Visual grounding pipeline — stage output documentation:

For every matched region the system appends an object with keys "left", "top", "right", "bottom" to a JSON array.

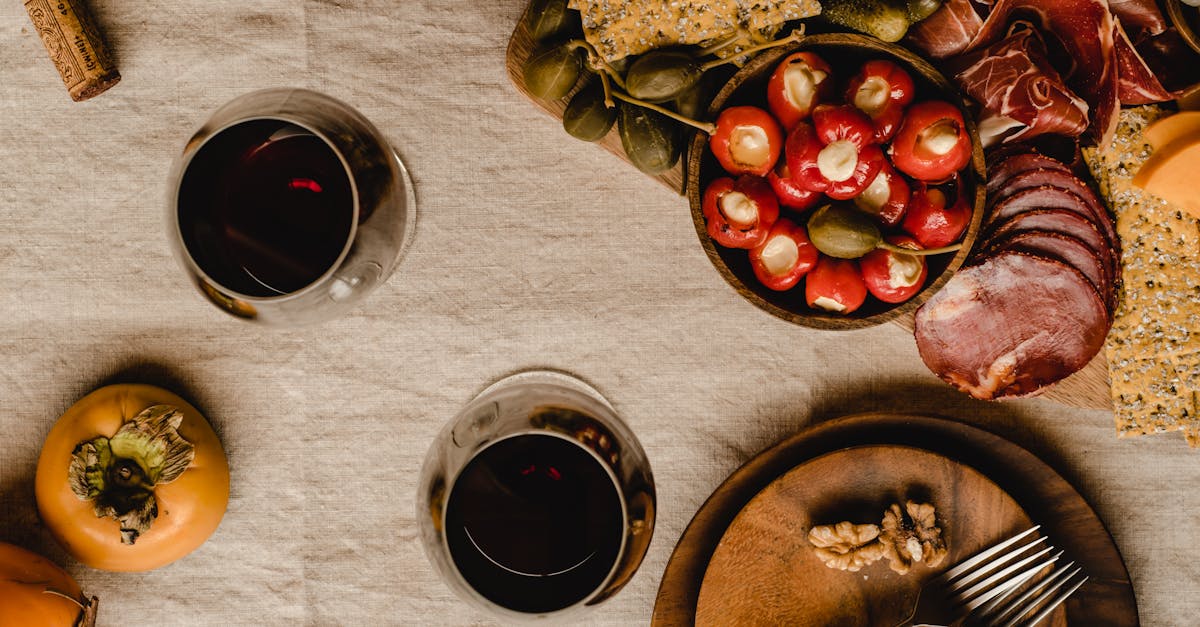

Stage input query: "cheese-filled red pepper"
[
  {"left": 901, "top": 181, "right": 971, "bottom": 248},
  {"left": 768, "top": 158, "right": 823, "bottom": 212},
  {"left": 702, "top": 175, "right": 780, "bottom": 249},
  {"left": 749, "top": 218, "right": 819, "bottom": 291},
  {"left": 853, "top": 160, "right": 909, "bottom": 227},
  {"left": 786, "top": 106, "right": 885, "bottom": 200},
  {"left": 845, "top": 60, "right": 915, "bottom": 143},
  {"left": 805, "top": 255, "right": 868, "bottom": 314},
  {"left": 889, "top": 100, "right": 972, "bottom": 182},
  {"left": 860, "top": 235, "right": 928, "bottom": 303},
  {"left": 766, "top": 52, "right": 834, "bottom": 131},
  {"left": 710, "top": 106, "right": 784, "bottom": 177}
]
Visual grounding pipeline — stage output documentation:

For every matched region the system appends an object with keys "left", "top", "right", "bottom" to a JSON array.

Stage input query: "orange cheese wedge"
[
  {"left": 1132, "top": 132, "right": 1200, "bottom": 218},
  {"left": 1144, "top": 112, "right": 1200, "bottom": 150}
]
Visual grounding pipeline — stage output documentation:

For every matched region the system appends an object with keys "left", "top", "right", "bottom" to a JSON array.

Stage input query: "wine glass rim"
[
  {"left": 170, "top": 113, "right": 361, "bottom": 303},
  {"left": 437, "top": 428, "right": 631, "bottom": 620}
]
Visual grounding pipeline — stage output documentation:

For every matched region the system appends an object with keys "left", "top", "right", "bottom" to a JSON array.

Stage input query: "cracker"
[
  {"left": 569, "top": 0, "right": 820, "bottom": 62},
  {"left": 1083, "top": 106, "right": 1200, "bottom": 446}
]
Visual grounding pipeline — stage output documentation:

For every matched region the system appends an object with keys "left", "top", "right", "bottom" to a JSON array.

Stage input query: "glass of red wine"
[
  {"left": 167, "top": 88, "right": 415, "bottom": 324},
  {"left": 418, "top": 370, "right": 656, "bottom": 620}
]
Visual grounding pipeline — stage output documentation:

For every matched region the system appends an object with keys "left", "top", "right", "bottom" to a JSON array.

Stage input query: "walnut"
[
  {"left": 879, "top": 501, "right": 949, "bottom": 575},
  {"left": 807, "top": 521, "right": 888, "bottom": 572}
]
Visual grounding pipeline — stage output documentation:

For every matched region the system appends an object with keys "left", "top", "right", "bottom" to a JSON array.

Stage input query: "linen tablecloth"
[{"left": 0, "top": 1, "right": 1197, "bottom": 624}]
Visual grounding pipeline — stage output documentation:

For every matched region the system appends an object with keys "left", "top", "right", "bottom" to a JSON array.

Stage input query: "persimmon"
[
  {"left": 0, "top": 541, "right": 97, "bottom": 627},
  {"left": 35, "top": 384, "right": 229, "bottom": 572}
]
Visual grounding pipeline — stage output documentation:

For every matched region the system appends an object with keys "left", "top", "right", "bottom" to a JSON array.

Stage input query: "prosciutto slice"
[
  {"left": 1108, "top": 0, "right": 1167, "bottom": 39},
  {"left": 905, "top": 0, "right": 984, "bottom": 59},
  {"left": 954, "top": 26, "right": 1090, "bottom": 147},
  {"left": 1114, "top": 19, "right": 1174, "bottom": 104},
  {"left": 965, "top": 0, "right": 1119, "bottom": 147}
]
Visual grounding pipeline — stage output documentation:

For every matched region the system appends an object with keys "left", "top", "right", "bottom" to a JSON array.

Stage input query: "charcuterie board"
[{"left": 505, "top": 9, "right": 1113, "bottom": 411}]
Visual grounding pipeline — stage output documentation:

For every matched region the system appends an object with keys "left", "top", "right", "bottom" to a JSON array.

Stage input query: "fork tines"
[{"left": 938, "top": 526, "right": 1088, "bottom": 626}]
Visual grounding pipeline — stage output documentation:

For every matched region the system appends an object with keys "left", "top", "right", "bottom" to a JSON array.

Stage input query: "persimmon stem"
[
  {"left": 611, "top": 92, "right": 717, "bottom": 134},
  {"left": 877, "top": 242, "right": 964, "bottom": 256}
]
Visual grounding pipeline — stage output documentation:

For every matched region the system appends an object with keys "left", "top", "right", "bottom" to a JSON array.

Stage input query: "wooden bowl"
[{"left": 686, "top": 34, "right": 986, "bottom": 330}]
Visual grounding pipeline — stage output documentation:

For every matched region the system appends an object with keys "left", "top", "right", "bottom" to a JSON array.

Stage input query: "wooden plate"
[
  {"left": 652, "top": 413, "right": 1138, "bottom": 625},
  {"left": 696, "top": 445, "right": 1063, "bottom": 626}
]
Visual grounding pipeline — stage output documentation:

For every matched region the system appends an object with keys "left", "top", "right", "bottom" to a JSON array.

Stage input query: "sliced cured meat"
[
  {"left": 984, "top": 136, "right": 1082, "bottom": 172},
  {"left": 904, "top": 0, "right": 984, "bottom": 59},
  {"left": 984, "top": 186, "right": 1107, "bottom": 244},
  {"left": 953, "top": 25, "right": 1091, "bottom": 147},
  {"left": 1114, "top": 19, "right": 1173, "bottom": 104},
  {"left": 978, "top": 229, "right": 1113, "bottom": 313},
  {"left": 985, "top": 152, "right": 1072, "bottom": 196},
  {"left": 914, "top": 252, "right": 1109, "bottom": 400},
  {"left": 965, "top": 0, "right": 1119, "bottom": 147},
  {"left": 983, "top": 208, "right": 1117, "bottom": 286},
  {"left": 1108, "top": 0, "right": 1167, "bottom": 38},
  {"left": 988, "top": 168, "right": 1118, "bottom": 249}
]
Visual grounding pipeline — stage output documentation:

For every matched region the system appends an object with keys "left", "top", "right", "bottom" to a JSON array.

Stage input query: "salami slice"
[
  {"left": 985, "top": 153, "right": 1072, "bottom": 196},
  {"left": 988, "top": 168, "right": 1118, "bottom": 250},
  {"left": 978, "top": 229, "right": 1113, "bottom": 314},
  {"left": 914, "top": 252, "right": 1109, "bottom": 400}
]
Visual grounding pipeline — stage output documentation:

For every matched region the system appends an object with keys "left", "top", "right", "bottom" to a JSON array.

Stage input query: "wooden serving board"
[
  {"left": 652, "top": 413, "right": 1139, "bottom": 625},
  {"left": 505, "top": 9, "right": 1113, "bottom": 411}
]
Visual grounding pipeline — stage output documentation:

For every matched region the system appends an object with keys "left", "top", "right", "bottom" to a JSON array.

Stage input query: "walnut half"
[
  {"left": 807, "top": 521, "right": 888, "bottom": 572},
  {"left": 879, "top": 501, "right": 949, "bottom": 575}
]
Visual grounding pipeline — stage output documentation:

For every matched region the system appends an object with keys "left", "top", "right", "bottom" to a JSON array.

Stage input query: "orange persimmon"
[
  {"left": 0, "top": 541, "right": 97, "bottom": 626},
  {"left": 35, "top": 384, "right": 230, "bottom": 572}
]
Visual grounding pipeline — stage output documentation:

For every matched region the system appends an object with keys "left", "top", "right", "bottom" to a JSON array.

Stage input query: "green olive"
[
  {"left": 807, "top": 205, "right": 882, "bottom": 259},
  {"left": 524, "top": 43, "right": 585, "bottom": 100},
  {"left": 625, "top": 50, "right": 704, "bottom": 103},
  {"left": 618, "top": 102, "right": 681, "bottom": 175},
  {"left": 563, "top": 82, "right": 617, "bottom": 142},
  {"left": 523, "top": 0, "right": 582, "bottom": 41}
]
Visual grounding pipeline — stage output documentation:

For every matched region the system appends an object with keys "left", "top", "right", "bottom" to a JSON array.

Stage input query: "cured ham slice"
[
  {"left": 954, "top": 26, "right": 1091, "bottom": 147},
  {"left": 980, "top": 230, "right": 1113, "bottom": 313},
  {"left": 1114, "top": 19, "right": 1174, "bottom": 104},
  {"left": 1108, "top": 0, "right": 1167, "bottom": 39},
  {"left": 914, "top": 252, "right": 1108, "bottom": 400},
  {"left": 987, "top": 168, "right": 1118, "bottom": 249},
  {"left": 905, "top": 0, "right": 984, "bottom": 59},
  {"left": 985, "top": 195, "right": 1113, "bottom": 263},
  {"left": 966, "top": 0, "right": 1120, "bottom": 147},
  {"left": 985, "top": 152, "right": 1073, "bottom": 195}
]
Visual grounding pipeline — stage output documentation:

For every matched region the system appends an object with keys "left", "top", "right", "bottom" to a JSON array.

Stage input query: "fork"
[{"left": 895, "top": 526, "right": 1089, "bottom": 627}]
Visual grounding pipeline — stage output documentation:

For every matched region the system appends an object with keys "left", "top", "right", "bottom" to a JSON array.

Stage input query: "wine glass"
[
  {"left": 417, "top": 370, "right": 656, "bottom": 621},
  {"left": 166, "top": 88, "right": 415, "bottom": 325}
]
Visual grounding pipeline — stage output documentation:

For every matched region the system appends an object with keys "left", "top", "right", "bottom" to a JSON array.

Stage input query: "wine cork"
[{"left": 24, "top": 0, "right": 120, "bottom": 101}]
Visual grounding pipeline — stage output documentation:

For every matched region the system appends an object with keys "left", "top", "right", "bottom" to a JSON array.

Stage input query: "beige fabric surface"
[{"left": 0, "top": 1, "right": 1197, "bottom": 625}]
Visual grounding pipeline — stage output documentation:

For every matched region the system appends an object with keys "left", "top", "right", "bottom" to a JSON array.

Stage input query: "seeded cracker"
[
  {"left": 568, "top": 0, "right": 822, "bottom": 62},
  {"left": 1082, "top": 106, "right": 1200, "bottom": 446}
]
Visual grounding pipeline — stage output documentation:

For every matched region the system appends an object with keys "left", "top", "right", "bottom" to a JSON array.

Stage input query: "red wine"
[
  {"left": 177, "top": 119, "right": 354, "bottom": 297},
  {"left": 445, "top": 433, "right": 625, "bottom": 613}
]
